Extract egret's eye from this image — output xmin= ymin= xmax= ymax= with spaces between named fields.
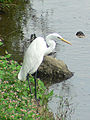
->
xmin=57 ymin=37 xmax=61 ymax=39
xmin=57 ymin=37 xmax=60 ymax=39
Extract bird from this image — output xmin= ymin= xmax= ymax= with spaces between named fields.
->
xmin=18 ymin=33 xmax=72 ymax=100
xmin=22 ymin=34 xmax=37 ymax=53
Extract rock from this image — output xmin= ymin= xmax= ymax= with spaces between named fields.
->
xmin=76 ymin=31 xmax=85 ymax=38
xmin=38 ymin=56 xmax=73 ymax=84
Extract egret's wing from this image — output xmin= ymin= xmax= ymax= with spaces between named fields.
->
xmin=18 ymin=37 xmax=47 ymax=80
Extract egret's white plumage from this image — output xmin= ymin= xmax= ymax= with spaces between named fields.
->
xmin=18 ymin=33 xmax=71 ymax=80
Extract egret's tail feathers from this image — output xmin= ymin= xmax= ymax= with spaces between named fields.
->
xmin=18 ymin=67 xmax=26 ymax=81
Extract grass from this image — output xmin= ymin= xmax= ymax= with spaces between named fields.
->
xmin=0 ymin=0 xmax=14 ymax=9
xmin=0 ymin=0 xmax=26 ymax=10
xmin=0 ymin=44 xmax=53 ymax=120
xmin=0 ymin=0 xmax=13 ymax=3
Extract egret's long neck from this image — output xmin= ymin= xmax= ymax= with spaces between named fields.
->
xmin=45 ymin=38 xmax=56 ymax=55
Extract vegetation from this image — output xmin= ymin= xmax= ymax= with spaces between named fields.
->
xmin=0 ymin=0 xmax=13 ymax=2
xmin=0 ymin=0 xmax=26 ymax=10
xmin=0 ymin=0 xmax=14 ymax=9
xmin=0 ymin=41 xmax=3 ymax=46
xmin=0 ymin=42 xmax=53 ymax=120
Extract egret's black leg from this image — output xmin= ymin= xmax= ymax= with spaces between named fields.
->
xmin=26 ymin=73 xmax=32 ymax=94
xmin=33 ymin=71 xmax=37 ymax=100
xmin=35 ymin=72 xmax=37 ymax=100
xmin=34 ymin=76 xmax=37 ymax=99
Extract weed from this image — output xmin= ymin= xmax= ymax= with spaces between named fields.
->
xmin=0 ymin=53 xmax=53 ymax=120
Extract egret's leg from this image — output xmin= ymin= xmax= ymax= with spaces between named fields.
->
xmin=33 ymin=72 xmax=37 ymax=100
xmin=26 ymin=73 xmax=32 ymax=93
xmin=35 ymin=76 xmax=37 ymax=99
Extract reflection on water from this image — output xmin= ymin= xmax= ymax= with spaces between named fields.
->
xmin=0 ymin=0 xmax=54 ymax=61
xmin=22 ymin=0 xmax=54 ymax=39
xmin=0 ymin=0 xmax=90 ymax=120
xmin=0 ymin=0 xmax=27 ymax=61
xmin=48 ymin=81 xmax=76 ymax=120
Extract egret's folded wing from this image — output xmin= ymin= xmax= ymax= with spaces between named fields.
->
xmin=18 ymin=37 xmax=47 ymax=80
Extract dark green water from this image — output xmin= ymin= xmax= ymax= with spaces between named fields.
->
xmin=0 ymin=0 xmax=90 ymax=120
xmin=0 ymin=1 xmax=28 ymax=62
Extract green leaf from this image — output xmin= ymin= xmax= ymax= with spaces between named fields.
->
xmin=5 ymin=54 xmax=11 ymax=58
xmin=46 ymin=90 xmax=53 ymax=99
xmin=0 ymin=42 xmax=3 ymax=46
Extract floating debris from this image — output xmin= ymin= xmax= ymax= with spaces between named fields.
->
xmin=76 ymin=31 xmax=85 ymax=38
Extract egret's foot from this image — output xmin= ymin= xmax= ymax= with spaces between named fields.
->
xmin=35 ymin=98 xmax=40 ymax=106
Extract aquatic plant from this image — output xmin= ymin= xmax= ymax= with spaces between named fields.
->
xmin=0 ymin=53 xmax=53 ymax=119
xmin=0 ymin=0 xmax=27 ymax=10
xmin=0 ymin=0 xmax=15 ymax=10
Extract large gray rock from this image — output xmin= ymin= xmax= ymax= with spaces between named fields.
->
xmin=38 ymin=56 xmax=73 ymax=84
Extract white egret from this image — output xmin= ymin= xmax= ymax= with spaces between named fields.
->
xmin=18 ymin=33 xmax=72 ymax=99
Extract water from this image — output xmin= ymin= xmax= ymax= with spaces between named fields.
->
xmin=0 ymin=0 xmax=90 ymax=120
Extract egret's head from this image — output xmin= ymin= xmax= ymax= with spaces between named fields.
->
xmin=46 ymin=33 xmax=72 ymax=45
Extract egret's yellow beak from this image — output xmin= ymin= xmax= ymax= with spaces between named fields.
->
xmin=60 ymin=38 xmax=72 ymax=45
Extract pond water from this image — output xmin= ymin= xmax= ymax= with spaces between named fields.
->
xmin=0 ymin=0 xmax=90 ymax=120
